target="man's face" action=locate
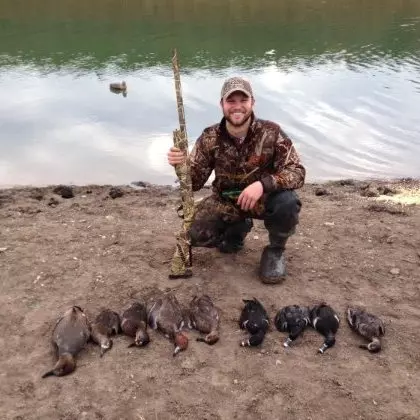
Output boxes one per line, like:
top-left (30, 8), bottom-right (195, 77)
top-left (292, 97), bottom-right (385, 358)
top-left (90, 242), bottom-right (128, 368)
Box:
top-left (221, 91), bottom-right (254, 127)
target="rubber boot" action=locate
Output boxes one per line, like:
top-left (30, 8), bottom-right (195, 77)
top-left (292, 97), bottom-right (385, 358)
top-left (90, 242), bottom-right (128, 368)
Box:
top-left (218, 218), bottom-right (253, 254)
top-left (259, 233), bottom-right (289, 284)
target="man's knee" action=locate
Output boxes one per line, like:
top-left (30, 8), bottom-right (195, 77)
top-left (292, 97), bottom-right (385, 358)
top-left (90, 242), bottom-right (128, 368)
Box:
top-left (265, 190), bottom-right (301, 219)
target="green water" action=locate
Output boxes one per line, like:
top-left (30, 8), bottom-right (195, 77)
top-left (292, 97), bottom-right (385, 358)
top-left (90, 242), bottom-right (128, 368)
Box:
top-left (1, 0), bottom-right (419, 186)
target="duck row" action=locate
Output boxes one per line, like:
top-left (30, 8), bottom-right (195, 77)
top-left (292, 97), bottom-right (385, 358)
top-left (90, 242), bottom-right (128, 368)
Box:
top-left (42, 293), bottom-right (220, 378)
top-left (42, 294), bottom-right (385, 378)
top-left (240, 298), bottom-right (385, 355)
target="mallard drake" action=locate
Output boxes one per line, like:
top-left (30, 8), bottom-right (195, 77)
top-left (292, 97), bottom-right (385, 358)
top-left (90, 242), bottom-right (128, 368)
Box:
top-left (121, 302), bottom-right (150, 347)
top-left (310, 303), bottom-right (340, 354)
top-left (189, 295), bottom-right (220, 345)
top-left (147, 293), bottom-right (189, 356)
top-left (42, 306), bottom-right (90, 378)
top-left (90, 309), bottom-right (121, 357)
top-left (274, 305), bottom-right (310, 348)
top-left (239, 298), bottom-right (269, 347)
top-left (347, 307), bottom-right (385, 353)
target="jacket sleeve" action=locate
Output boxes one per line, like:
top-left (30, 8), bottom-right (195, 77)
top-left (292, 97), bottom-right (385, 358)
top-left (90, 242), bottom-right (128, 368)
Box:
top-left (188, 130), bottom-right (215, 192)
top-left (260, 127), bottom-right (306, 191)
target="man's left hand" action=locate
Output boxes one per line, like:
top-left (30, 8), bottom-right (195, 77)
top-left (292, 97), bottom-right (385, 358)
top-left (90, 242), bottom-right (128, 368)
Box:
top-left (237, 181), bottom-right (264, 211)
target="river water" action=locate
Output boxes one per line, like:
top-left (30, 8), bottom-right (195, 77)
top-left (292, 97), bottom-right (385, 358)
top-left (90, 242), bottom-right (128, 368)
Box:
top-left (1, 0), bottom-right (419, 187)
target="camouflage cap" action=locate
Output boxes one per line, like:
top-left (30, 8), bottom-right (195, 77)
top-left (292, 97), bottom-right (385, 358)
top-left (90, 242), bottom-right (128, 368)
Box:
top-left (220, 77), bottom-right (253, 100)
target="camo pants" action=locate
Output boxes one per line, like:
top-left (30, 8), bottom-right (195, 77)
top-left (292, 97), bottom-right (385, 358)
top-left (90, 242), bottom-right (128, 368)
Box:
top-left (189, 190), bottom-right (302, 248)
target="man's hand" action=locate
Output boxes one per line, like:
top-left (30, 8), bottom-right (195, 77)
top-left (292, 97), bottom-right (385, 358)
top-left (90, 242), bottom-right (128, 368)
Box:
top-left (237, 181), bottom-right (263, 211)
top-left (167, 147), bottom-right (185, 166)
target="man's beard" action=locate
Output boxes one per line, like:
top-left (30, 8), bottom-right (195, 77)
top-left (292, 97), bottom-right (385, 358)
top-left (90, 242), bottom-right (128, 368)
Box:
top-left (225, 111), bottom-right (252, 128)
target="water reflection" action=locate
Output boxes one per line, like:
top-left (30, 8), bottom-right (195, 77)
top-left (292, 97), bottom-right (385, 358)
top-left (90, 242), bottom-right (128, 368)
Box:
top-left (0, 0), bottom-right (419, 186)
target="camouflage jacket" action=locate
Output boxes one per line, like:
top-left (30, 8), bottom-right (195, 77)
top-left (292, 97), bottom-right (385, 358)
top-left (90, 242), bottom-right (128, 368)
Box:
top-left (189, 114), bottom-right (306, 195)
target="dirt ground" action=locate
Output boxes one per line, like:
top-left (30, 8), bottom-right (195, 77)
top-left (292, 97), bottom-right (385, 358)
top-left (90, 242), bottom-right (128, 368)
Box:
top-left (1, 178), bottom-right (419, 420)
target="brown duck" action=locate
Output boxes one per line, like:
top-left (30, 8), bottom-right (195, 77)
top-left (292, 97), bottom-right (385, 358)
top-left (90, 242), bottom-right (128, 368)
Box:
top-left (121, 302), bottom-right (150, 347)
top-left (189, 295), bottom-right (220, 345)
top-left (347, 307), bottom-right (385, 353)
top-left (147, 293), bottom-right (189, 356)
top-left (90, 309), bottom-right (121, 357)
top-left (109, 81), bottom-right (127, 91)
top-left (42, 306), bottom-right (90, 378)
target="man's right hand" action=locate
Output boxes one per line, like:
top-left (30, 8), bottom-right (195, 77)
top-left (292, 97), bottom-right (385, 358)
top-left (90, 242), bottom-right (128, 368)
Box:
top-left (167, 147), bottom-right (186, 167)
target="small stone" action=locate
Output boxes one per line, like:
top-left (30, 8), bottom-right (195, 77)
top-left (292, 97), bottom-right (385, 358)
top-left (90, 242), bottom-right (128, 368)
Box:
top-left (109, 187), bottom-right (124, 199)
top-left (386, 236), bottom-right (395, 244)
top-left (359, 182), bottom-right (370, 190)
top-left (324, 222), bottom-right (335, 227)
top-left (233, 379), bottom-right (238, 385)
top-left (390, 268), bottom-right (400, 275)
top-left (253, 235), bottom-right (259, 240)
top-left (315, 187), bottom-right (329, 196)
top-left (377, 186), bottom-right (396, 196)
top-left (361, 188), bottom-right (379, 198)
top-left (53, 185), bottom-right (74, 199)
top-left (373, 400), bottom-right (377, 406)
top-left (0, 247), bottom-right (8, 252)
top-left (105, 215), bottom-right (115, 221)
top-left (339, 179), bottom-right (355, 186)
top-left (131, 181), bottom-right (151, 188)
top-left (48, 197), bottom-right (60, 207)
top-left (275, 359), bottom-right (282, 366)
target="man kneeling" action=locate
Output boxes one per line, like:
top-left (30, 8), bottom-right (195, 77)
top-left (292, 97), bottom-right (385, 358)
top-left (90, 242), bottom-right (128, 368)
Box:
top-left (167, 77), bottom-right (305, 284)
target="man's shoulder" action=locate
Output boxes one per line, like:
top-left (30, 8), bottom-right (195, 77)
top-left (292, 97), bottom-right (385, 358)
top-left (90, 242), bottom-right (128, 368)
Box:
top-left (202, 122), bottom-right (221, 136)
top-left (253, 117), bottom-right (281, 131)
top-left (196, 123), bottom-right (220, 144)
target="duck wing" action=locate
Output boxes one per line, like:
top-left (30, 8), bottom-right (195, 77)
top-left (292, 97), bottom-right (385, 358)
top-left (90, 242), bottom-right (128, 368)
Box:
top-left (190, 296), bottom-right (220, 334)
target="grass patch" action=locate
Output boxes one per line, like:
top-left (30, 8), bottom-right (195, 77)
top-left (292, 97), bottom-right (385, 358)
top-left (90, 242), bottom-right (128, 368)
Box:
top-left (376, 187), bottom-right (420, 205)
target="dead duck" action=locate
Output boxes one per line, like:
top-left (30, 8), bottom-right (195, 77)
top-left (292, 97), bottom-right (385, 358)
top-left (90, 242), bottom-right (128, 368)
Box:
top-left (310, 303), bottom-right (340, 354)
top-left (274, 305), bottom-right (310, 348)
top-left (189, 295), bottom-right (220, 345)
top-left (121, 302), bottom-right (150, 347)
top-left (42, 306), bottom-right (90, 378)
top-left (147, 292), bottom-right (189, 356)
top-left (347, 307), bottom-right (385, 353)
top-left (90, 309), bottom-right (121, 357)
top-left (239, 298), bottom-right (269, 347)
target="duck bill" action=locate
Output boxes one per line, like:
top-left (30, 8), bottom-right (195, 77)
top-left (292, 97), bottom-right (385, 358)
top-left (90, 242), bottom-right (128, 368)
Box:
top-left (41, 369), bottom-right (55, 378)
top-left (283, 337), bottom-right (292, 348)
top-left (318, 343), bottom-right (329, 354)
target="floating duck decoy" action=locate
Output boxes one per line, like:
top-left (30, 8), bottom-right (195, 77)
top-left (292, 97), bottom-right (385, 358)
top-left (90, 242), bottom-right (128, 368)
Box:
top-left (147, 293), bottom-right (189, 356)
top-left (90, 309), bottom-right (121, 357)
top-left (239, 298), bottom-right (269, 347)
top-left (274, 305), bottom-right (310, 348)
top-left (347, 307), bottom-right (385, 353)
top-left (189, 295), bottom-right (220, 345)
top-left (310, 303), bottom-right (340, 354)
top-left (121, 302), bottom-right (150, 347)
top-left (109, 81), bottom-right (127, 97)
top-left (42, 306), bottom-right (90, 378)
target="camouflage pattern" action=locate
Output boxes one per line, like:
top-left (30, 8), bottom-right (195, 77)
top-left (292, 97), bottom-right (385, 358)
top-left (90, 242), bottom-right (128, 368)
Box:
top-left (169, 50), bottom-right (194, 279)
top-left (189, 115), bottom-right (306, 195)
top-left (220, 76), bottom-right (253, 100)
top-left (194, 193), bottom-right (267, 224)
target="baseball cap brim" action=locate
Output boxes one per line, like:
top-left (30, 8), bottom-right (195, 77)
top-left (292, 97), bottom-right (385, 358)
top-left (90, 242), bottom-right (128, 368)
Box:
top-left (222, 88), bottom-right (251, 100)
